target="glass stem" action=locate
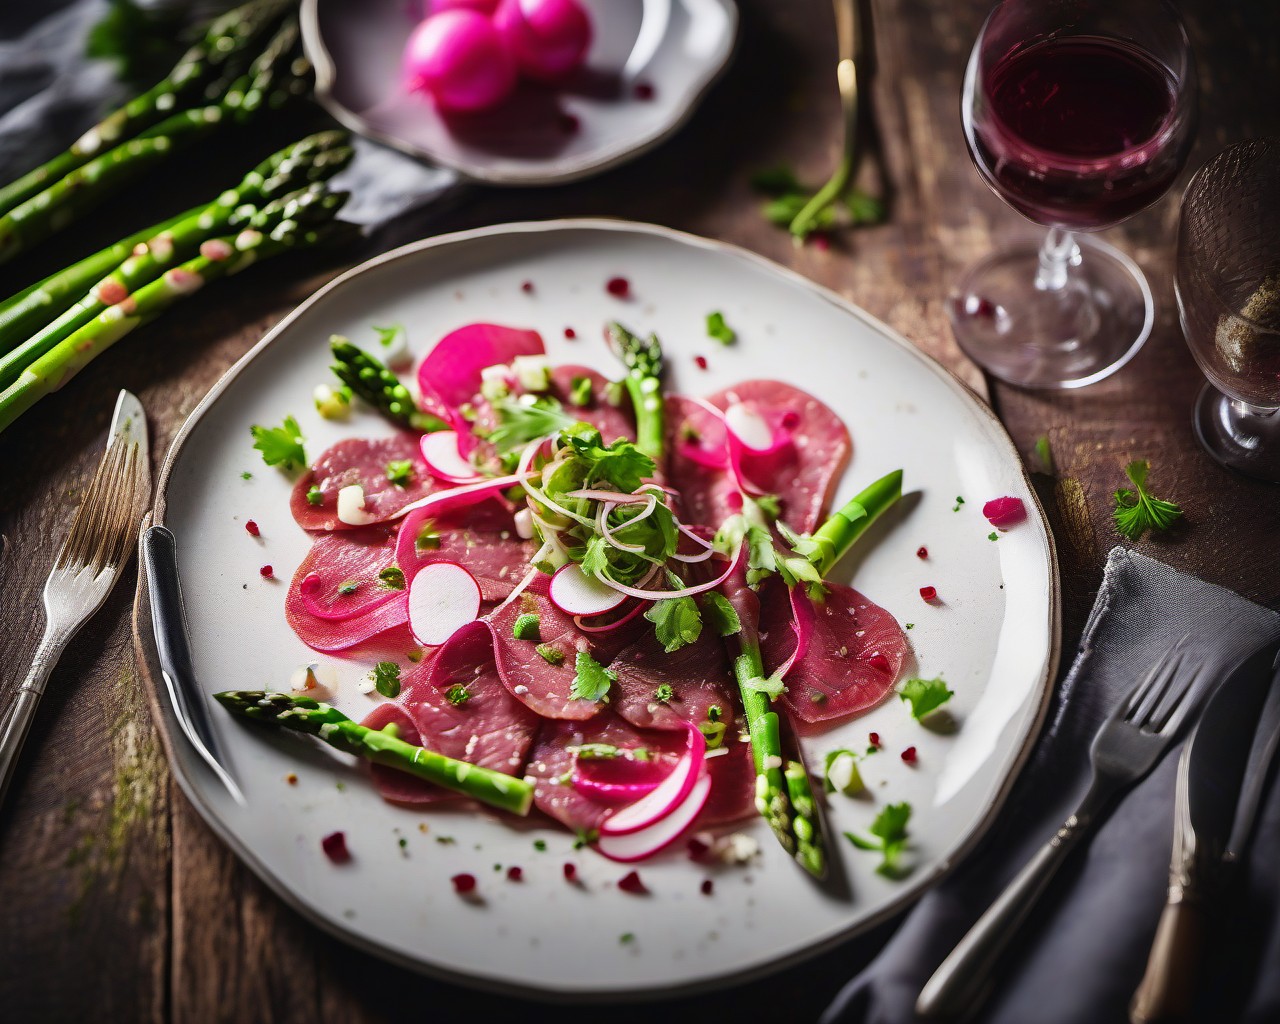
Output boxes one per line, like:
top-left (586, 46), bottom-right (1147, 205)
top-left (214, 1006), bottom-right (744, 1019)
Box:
top-left (1035, 226), bottom-right (1077, 292)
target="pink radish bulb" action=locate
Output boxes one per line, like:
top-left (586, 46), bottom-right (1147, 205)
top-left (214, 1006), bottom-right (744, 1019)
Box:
top-left (420, 430), bottom-right (482, 483)
top-left (549, 562), bottom-right (628, 616)
top-left (403, 10), bottom-right (516, 113)
top-left (407, 561), bottom-right (482, 645)
top-left (430, 0), bottom-right (498, 13)
top-left (596, 772), bottom-right (712, 862)
top-left (493, 0), bottom-right (592, 83)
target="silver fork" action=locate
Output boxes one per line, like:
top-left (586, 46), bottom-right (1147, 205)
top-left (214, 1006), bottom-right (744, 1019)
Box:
top-left (916, 636), bottom-right (1210, 1020)
top-left (0, 391), bottom-right (150, 812)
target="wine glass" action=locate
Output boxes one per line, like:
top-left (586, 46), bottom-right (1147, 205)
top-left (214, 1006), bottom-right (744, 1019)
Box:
top-left (1177, 138), bottom-right (1280, 481)
top-left (949, 0), bottom-right (1197, 390)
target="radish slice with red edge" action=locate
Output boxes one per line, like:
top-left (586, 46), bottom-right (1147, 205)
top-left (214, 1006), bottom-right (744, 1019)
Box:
top-left (983, 496), bottom-right (1027, 527)
top-left (599, 724), bottom-right (706, 836)
top-left (416, 323), bottom-right (544, 426)
top-left (407, 561), bottom-right (481, 646)
top-left (420, 431), bottom-right (482, 483)
top-left (723, 402), bottom-right (775, 453)
top-left (596, 772), bottom-right (712, 862)
top-left (571, 754), bottom-right (666, 803)
top-left (549, 562), bottom-right (628, 616)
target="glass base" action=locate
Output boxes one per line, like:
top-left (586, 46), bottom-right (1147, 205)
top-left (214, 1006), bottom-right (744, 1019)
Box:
top-left (1193, 384), bottom-right (1280, 482)
top-left (947, 234), bottom-right (1154, 390)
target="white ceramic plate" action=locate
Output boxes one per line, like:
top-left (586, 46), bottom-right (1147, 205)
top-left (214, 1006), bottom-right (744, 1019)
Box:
top-left (143, 220), bottom-right (1059, 1001)
top-left (301, 0), bottom-right (738, 185)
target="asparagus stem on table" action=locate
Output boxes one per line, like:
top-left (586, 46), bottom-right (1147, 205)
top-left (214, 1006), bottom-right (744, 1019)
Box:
top-left (606, 321), bottom-right (665, 463)
top-left (806, 469), bottom-right (903, 577)
top-left (0, 0), bottom-right (293, 218)
top-left (0, 195), bottom-right (350, 434)
top-left (0, 134), bottom-right (353, 390)
top-left (330, 338), bottom-right (449, 433)
top-left (214, 691), bottom-right (536, 815)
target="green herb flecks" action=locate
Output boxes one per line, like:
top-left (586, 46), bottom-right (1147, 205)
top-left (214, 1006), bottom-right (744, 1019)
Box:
top-left (535, 644), bottom-right (565, 666)
top-left (378, 566), bottom-right (406, 590)
top-left (445, 684), bottom-right (470, 706)
top-left (306, 485), bottom-right (323, 507)
top-left (568, 375), bottom-right (593, 407)
top-left (1113, 460), bottom-right (1183, 540)
top-left (513, 613), bottom-right (541, 642)
top-left (372, 661), bottom-right (401, 699)
top-left (644, 589), bottom-right (702, 653)
top-left (844, 802), bottom-right (912, 878)
top-left (250, 414), bottom-right (306, 472)
top-left (386, 459), bottom-right (414, 487)
top-left (899, 677), bottom-right (953, 721)
top-left (706, 311), bottom-right (736, 346)
top-left (570, 651), bottom-right (615, 703)
top-left (653, 683), bottom-right (674, 704)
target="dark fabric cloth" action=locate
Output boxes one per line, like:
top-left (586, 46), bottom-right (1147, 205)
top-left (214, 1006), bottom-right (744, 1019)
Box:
top-left (822, 547), bottom-right (1280, 1024)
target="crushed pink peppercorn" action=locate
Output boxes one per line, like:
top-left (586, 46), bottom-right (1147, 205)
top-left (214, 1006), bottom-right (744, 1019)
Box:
top-left (563, 862), bottom-right (579, 883)
top-left (694, 355), bottom-right (708, 370)
top-left (606, 276), bottom-right (631, 299)
top-left (919, 585), bottom-right (937, 602)
top-left (245, 520), bottom-right (260, 537)
top-left (451, 873), bottom-right (477, 894)
top-left (321, 831), bottom-right (350, 864)
top-left (618, 870), bottom-right (647, 894)
top-left (259, 565), bottom-right (274, 579)
top-left (869, 732), bottom-right (881, 749)
top-left (700, 878), bottom-right (714, 895)
top-left (506, 866), bottom-right (523, 882)
top-left (901, 746), bottom-right (918, 765)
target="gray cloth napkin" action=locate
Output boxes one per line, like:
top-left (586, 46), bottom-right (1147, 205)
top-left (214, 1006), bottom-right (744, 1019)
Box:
top-left (822, 547), bottom-right (1280, 1024)
top-left (0, 0), bottom-right (457, 229)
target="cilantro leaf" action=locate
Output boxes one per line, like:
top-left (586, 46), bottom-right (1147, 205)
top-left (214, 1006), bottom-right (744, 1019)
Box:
top-left (488, 395), bottom-right (577, 456)
top-left (844, 802), bottom-right (912, 878)
top-left (386, 459), bottom-right (414, 487)
top-left (700, 591), bottom-right (742, 637)
top-left (580, 534), bottom-right (613, 578)
top-left (372, 661), bottom-right (402, 698)
top-left (570, 651), bottom-right (615, 702)
top-left (1113, 460), bottom-right (1183, 540)
top-left (899, 677), bottom-right (953, 721)
top-left (706, 311), bottom-right (737, 346)
top-left (563, 426), bottom-right (654, 492)
top-left (250, 415), bottom-right (306, 471)
top-left (306, 485), bottom-right (323, 507)
top-left (645, 595), bottom-right (703, 653)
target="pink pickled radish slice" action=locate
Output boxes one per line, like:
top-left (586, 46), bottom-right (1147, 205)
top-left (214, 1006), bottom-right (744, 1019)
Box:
top-left (596, 772), bottom-right (712, 862)
top-left (407, 561), bottom-right (482, 645)
top-left (420, 430), bottom-right (482, 483)
top-left (600, 724), bottom-right (705, 836)
top-left (549, 562), bottom-right (628, 616)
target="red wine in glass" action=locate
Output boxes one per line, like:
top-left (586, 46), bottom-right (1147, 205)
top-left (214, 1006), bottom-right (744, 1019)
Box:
top-left (949, 1), bottom-right (1196, 390)
top-left (974, 37), bottom-right (1180, 229)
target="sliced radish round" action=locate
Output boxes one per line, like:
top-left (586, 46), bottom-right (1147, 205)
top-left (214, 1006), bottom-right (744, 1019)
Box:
top-left (549, 562), bottom-right (627, 616)
top-left (600, 725), bottom-right (706, 836)
top-left (407, 561), bottom-right (481, 646)
top-left (420, 431), bottom-right (482, 483)
top-left (596, 772), bottom-right (712, 862)
top-left (723, 402), bottom-right (775, 453)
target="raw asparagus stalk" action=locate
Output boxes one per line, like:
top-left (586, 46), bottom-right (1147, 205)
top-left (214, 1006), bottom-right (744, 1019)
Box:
top-left (0, 0), bottom-right (293, 217)
top-left (330, 338), bottom-right (448, 432)
top-left (0, 13), bottom-right (307, 266)
top-left (785, 759), bottom-right (824, 877)
top-left (806, 469), bottom-right (903, 576)
top-left (0, 135), bottom-right (353, 388)
top-left (214, 690), bottom-right (535, 815)
top-left (607, 321), bottom-right (665, 463)
top-left (0, 196), bottom-right (349, 434)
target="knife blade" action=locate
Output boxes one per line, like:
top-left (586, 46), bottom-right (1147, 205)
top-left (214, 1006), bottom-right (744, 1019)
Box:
top-left (1130, 635), bottom-right (1280, 1023)
top-left (1224, 648), bottom-right (1280, 863)
top-left (142, 524), bottom-right (244, 805)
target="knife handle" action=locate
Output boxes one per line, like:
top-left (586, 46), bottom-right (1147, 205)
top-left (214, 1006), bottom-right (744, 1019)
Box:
top-left (1129, 888), bottom-right (1207, 1024)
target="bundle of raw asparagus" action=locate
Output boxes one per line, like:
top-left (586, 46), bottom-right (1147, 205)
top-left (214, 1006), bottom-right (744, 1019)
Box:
top-left (0, 0), bottom-right (354, 435)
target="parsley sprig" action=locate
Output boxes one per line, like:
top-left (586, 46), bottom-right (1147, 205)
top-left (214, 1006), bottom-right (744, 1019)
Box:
top-left (250, 415), bottom-right (306, 472)
top-left (1113, 460), bottom-right (1183, 540)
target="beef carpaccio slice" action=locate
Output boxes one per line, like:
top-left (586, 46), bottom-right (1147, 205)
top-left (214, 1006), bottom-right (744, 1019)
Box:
top-left (609, 629), bottom-right (736, 733)
top-left (526, 712), bottom-right (687, 834)
top-left (396, 502), bottom-right (532, 603)
top-left (666, 381), bottom-right (851, 534)
top-left (291, 434), bottom-right (438, 532)
top-left (285, 527), bottom-right (411, 652)
top-left (699, 738), bottom-right (757, 827)
top-left (360, 622), bottom-right (540, 806)
top-left (760, 579), bottom-right (906, 726)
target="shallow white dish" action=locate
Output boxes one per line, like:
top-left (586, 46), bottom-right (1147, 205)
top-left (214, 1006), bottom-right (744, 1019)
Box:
top-left (301, 0), bottom-right (738, 185)
top-left (140, 220), bottom-right (1060, 1000)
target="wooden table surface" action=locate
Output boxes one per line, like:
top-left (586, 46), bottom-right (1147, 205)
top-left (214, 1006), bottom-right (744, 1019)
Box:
top-left (2, 1), bottom-right (1278, 1021)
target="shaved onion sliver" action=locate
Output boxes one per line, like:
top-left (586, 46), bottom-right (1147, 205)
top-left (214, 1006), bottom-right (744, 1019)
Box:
top-left (596, 773), bottom-right (712, 862)
top-left (775, 586), bottom-right (818, 680)
top-left (669, 547), bottom-right (715, 564)
top-left (723, 402), bottom-right (775, 453)
top-left (675, 521), bottom-right (716, 549)
top-left (298, 573), bottom-right (403, 621)
top-left (392, 471), bottom-right (529, 521)
top-left (491, 565), bottom-right (541, 616)
top-left (574, 598), bottom-right (648, 633)
top-left (564, 489), bottom-right (651, 504)
top-left (595, 544), bottom-right (742, 601)
top-left (600, 723), bottom-right (706, 836)
top-left (596, 503), bottom-right (645, 553)
top-left (517, 439), bottom-right (594, 528)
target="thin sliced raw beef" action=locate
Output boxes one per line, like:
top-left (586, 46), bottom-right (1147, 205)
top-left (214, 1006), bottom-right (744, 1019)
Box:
top-left (285, 528), bottom-right (411, 652)
top-left (610, 629), bottom-right (736, 733)
top-left (292, 434), bottom-right (438, 532)
top-left (666, 381), bottom-right (850, 534)
top-left (760, 579), bottom-right (906, 726)
top-left (547, 365), bottom-right (636, 444)
top-left (526, 712), bottom-right (686, 835)
top-left (362, 703), bottom-right (445, 806)
top-left (697, 738), bottom-right (757, 827)
top-left (394, 503), bottom-right (531, 603)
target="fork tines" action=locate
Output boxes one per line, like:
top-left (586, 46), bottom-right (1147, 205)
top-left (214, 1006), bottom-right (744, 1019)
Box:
top-left (56, 439), bottom-right (144, 575)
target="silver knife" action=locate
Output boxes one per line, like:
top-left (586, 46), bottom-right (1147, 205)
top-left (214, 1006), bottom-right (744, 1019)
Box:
top-left (142, 524), bottom-right (244, 804)
top-left (1130, 636), bottom-right (1280, 1023)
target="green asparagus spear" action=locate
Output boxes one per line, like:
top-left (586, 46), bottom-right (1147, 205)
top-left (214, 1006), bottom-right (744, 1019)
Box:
top-left (0, 0), bottom-right (293, 218)
top-left (607, 321), bottom-right (665, 463)
top-left (214, 690), bottom-right (535, 815)
top-left (806, 469), bottom-right (903, 576)
top-left (785, 759), bottom-right (825, 877)
top-left (0, 198), bottom-right (349, 434)
top-left (330, 338), bottom-right (448, 432)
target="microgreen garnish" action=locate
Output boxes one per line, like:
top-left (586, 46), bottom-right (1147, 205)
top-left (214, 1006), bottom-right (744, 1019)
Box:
top-left (445, 684), bottom-right (470, 706)
top-left (568, 375), bottom-right (593, 407)
top-left (574, 743), bottom-right (620, 760)
top-left (706, 311), bottom-right (736, 346)
top-left (386, 459), bottom-right (414, 487)
top-left (1034, 434), bottom-right (1055, 474)
top-left (899, 677), bottom-right (953, 721)
top-left (952, 496), bottom-right (965, 512)
top-left (844, 802), bottom-right (912, 878)
top-left (988, 531), bottom-right (999, 542)
top-left (250, 415), bottom-right (306, 471)
top-left (533, 839), bottom-right (548, 852)
top-left (573, 828), bottom-right (598, 850)
top-left (372, 661), bottom-right (401, 699)
top-left (701, 591), bottom-right (742, 637)
top-left (513, 613), bottom-right (541, 641)
top-left (374, 324), bottom-right (404, 350)
top-left (570, 651), bottom-right (615, 703)
top-left (306, 485), bottom-right (323, 507)
top-left (563, 424), bottom-right (654, 491)
top-left (379, 566), bottom-right (406, 590)
top-left (240, 471), bottom-right (253, 481)
top-left (488, 395), bottom-right (577, 457)
top-left (337, 580), bottom-right (359, 596)
top-left (653, 683), bottom-right (674, 704)
top-left (1113, 460), bottom-right (1183, 540)
top-left (415, 522), bottom-right (441, 551)
top-left (619, 933), bottom-right (636, 945)
top-left (750, 164), bottom-right (885, 241)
